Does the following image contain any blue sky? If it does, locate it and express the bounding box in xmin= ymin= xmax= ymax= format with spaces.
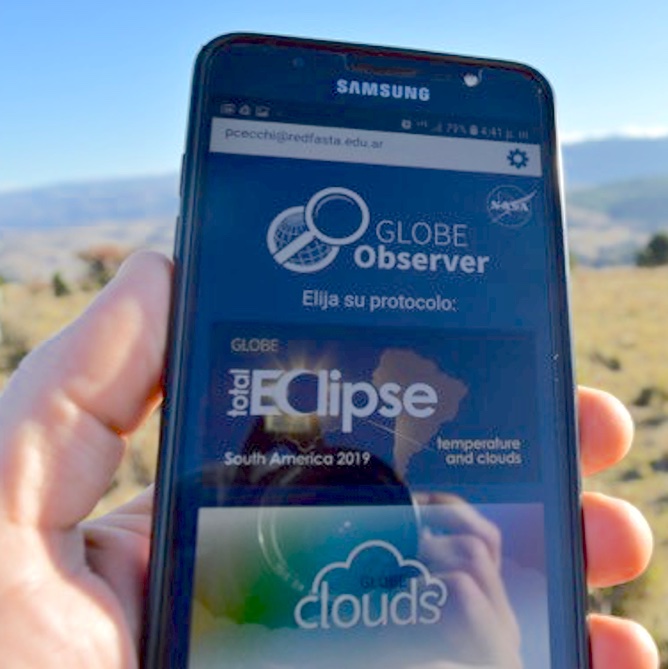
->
xmin=2 ymin=1 xmax=668 ymax=190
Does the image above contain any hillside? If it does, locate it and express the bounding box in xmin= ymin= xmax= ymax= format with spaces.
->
xmin=567 ymin=176 xmax=668 ymax=265
xmin=1 ymin=175 xmax=668 ymax=278
xmin=563 ymin=136 xmax=668 ymax=188
xmin=3 ymin=137 xmax=668 ymax=279
xmin=0 ymin=174 xmax=178 ymax=229
xmin=0 ymin=220 xmax=174 ymax=283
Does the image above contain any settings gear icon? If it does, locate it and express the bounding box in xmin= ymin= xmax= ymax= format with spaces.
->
xmin=507 ymin=148 xmax=529 ymax=169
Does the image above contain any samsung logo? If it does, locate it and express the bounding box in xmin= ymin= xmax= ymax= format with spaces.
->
xmin=336 ymin=79 xmax=430 ymax=101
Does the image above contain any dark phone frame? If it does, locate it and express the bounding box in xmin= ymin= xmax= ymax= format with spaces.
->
xmin=141 ymin=33 xmax=587 ymax=668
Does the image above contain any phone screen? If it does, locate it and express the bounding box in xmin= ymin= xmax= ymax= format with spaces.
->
xmin=144 ymin=36 xmax=585 ymax=669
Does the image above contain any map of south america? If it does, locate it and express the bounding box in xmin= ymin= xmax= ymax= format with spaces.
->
xmin=372 ymin=349 xmax=469 ymax=478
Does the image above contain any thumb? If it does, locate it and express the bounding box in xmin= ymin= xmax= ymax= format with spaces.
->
xmin=0 ymin=251 xmax=171 ymax=529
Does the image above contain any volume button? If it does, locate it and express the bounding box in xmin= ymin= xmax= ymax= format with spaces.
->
xmin=179 ymin=154 xmax=186 ymax=196
xmin=173 ymin=215 xmax=183 ymax=261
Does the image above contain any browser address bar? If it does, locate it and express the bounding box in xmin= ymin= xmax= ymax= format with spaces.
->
xmin=210 ymin=117 xmax=542 ymax=177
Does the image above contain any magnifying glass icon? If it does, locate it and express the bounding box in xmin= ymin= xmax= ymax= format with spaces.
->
xmin=271 ymin=187 xmax=370 ymax=267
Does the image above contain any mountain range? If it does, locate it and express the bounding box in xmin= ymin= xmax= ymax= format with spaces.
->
xmin=562 ymin=136 xmax=668 ymax=189
xmin=2 ymin=136 xmax=668 ymax=280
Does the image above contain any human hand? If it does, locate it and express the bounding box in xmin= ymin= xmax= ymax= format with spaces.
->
xmin=0 ymin=252 xmax=658 ymax=668
xmin=414 ymin=492 xmax=522 ymax=668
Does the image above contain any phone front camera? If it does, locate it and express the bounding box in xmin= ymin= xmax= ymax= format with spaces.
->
xmin=463 ymin=72 xmax=481 ymax=88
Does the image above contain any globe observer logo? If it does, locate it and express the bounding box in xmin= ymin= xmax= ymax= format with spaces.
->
xmin=267 ymin=187 xmax=370 ymax=273
xmin=267 ymin=187 xmax=492 ymax=276
xmin=294 ymin=540 xmax=448 ymax=630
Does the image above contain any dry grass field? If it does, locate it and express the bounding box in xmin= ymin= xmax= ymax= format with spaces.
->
xmin=572 ymin=266 xmax=668 ymax=656
xmin=1 ymin=264 xmax=667 ymax=661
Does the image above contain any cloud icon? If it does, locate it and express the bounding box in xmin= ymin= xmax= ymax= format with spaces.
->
xmin=294 ymin=540 xmax=447 ymax=630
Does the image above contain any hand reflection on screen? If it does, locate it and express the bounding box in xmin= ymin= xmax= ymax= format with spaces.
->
xmin=415 ymin=492 xmax=523 ymax=669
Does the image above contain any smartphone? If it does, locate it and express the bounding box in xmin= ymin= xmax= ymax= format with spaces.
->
xmin=142 ymin=34 xmax=587 ymax=668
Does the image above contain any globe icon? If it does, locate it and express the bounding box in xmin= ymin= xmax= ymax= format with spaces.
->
xmin=267 ymin=188 xmax=370 ymax=274
xmin=267 ymin=206 xmax=339 ymax=273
